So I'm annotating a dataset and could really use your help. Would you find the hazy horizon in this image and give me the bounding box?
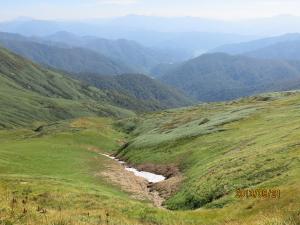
[1,0,300,21]
[1,13,300,22]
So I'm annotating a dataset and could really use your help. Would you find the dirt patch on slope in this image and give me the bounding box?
[87,145,165,207]
[150,175,183,199]
[98,159,164,207]
[89,146,182,208]
[130,163,183,203]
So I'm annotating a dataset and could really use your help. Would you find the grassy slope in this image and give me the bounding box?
[0,47,135,128]
[117,91,300,223]
[0,118,144,225]
[0,117,230,225]
[0,92,300,224]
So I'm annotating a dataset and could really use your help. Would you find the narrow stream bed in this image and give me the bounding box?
[101,154,166,183]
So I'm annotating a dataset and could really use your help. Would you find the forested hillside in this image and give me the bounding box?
[160,53,300,101]
[74,73,193,110]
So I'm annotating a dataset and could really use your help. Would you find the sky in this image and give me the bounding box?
[1,0,300,21]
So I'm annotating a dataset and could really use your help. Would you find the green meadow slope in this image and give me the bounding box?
[116,91,300,222]
[0,118,159,225]
[0,92,300,224]
[0,117,234,225]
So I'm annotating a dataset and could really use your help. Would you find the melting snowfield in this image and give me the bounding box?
[101,154,166,183]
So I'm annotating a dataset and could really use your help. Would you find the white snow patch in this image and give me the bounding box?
[100,153,165,183]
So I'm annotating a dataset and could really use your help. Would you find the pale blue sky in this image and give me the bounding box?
[1,0,299,21]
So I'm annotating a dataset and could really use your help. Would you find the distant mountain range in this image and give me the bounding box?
[4,15,300,58]
[211,32,300,62]
[159,53,300,102]
[245,40,300,61]
[0,32,133,75]
[3,15,300,36]
[43,31,187,74]
[0,17,258,57]
[211,33,300,55]
[0,31,189,75]
[0,46,193,128]
[3,28,300,105]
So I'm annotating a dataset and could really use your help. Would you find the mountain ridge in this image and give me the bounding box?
[211,33,300,55]
[0,32,134,75]
[73,73,194,110]
[159,53,300,102]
